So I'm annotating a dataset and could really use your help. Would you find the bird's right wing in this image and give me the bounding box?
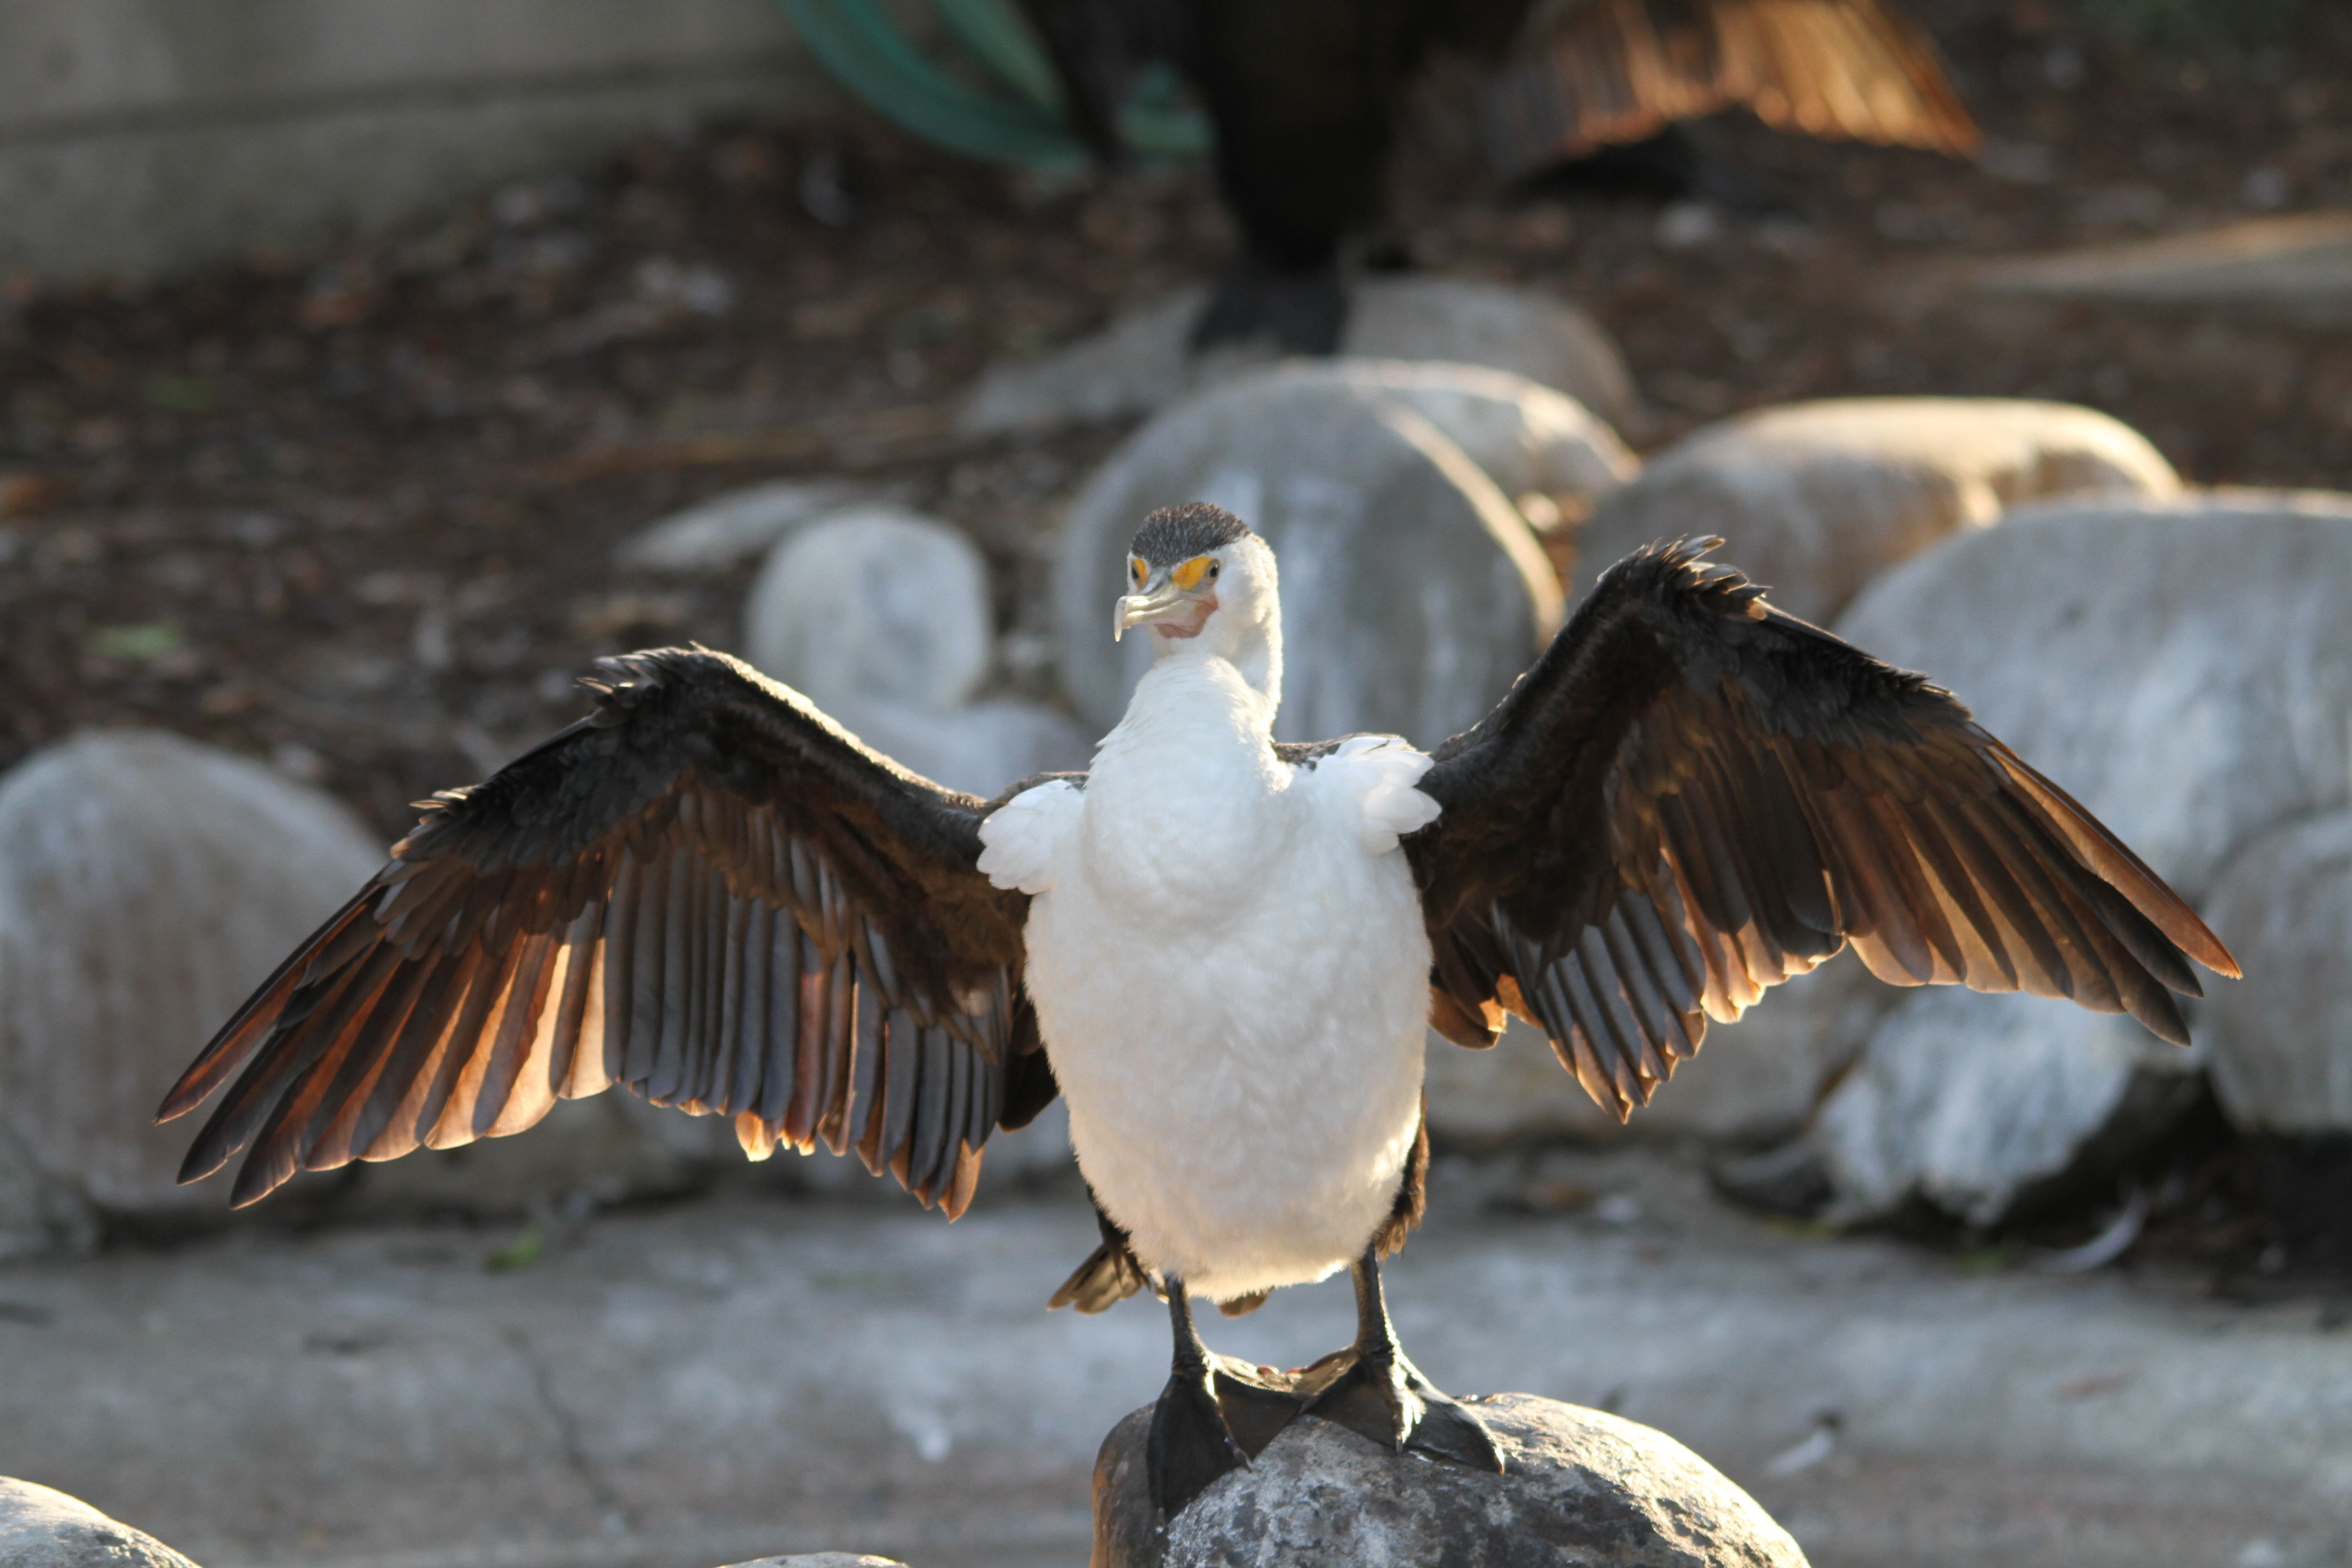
[1481,0,1980,180]
[157,647,1058,1216]
[1404,542,2235,1122]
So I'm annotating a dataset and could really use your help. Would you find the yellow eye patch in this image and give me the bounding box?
[1171,555,1215,592]
[1129,557,1147,588]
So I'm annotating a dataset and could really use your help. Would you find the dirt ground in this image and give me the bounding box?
[2,1,2349,1271]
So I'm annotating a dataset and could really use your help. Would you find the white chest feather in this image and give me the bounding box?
[977,660,1441,1303]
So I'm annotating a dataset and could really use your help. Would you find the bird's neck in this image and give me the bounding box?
[1147,611,1282,716]
[1107,656,1278,760]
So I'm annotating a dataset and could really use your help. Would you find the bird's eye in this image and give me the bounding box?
[1172,556,1214,592]
[1130,558,1146,588]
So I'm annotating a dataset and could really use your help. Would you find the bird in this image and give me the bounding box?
[1014,0,1980,351]
[157,506,2234,1523]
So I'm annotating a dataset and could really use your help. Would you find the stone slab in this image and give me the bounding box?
[1959,213,2352,324]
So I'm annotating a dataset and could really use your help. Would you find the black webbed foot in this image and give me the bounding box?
[1301,1245,1504,1473]
[1147,1280,1306,1519]
[1190,260,1348,355]
[1302,1342,1504,1470]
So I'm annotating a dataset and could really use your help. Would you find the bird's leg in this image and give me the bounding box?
[1302,1245,1504,1472]
[1145,1276,1305,1520]
[1189,257,1348,356]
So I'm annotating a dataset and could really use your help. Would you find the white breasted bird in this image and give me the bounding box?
[160,503,2236,1520]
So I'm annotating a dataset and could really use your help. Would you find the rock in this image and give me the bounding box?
[744,505,1092,797]
[1814,990,2204,1227]
[1254,358,1637,504]
[617,479,866,573]
[962,275,1637,436]
[2202,809,2352,1133]
[0,1477,202,1568]
[1779,491,2352,1223]
[0,732,381,1230]
[1093,1394,1807,1568]
[1054,366,1563,745]
[1961,212,2352,325]
[1572,398,2178,626]
[746,505,993,711]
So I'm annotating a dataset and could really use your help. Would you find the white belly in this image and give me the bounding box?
[1023,823,1431,1304]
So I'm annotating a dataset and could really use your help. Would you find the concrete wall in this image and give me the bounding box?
[0,1,834,283]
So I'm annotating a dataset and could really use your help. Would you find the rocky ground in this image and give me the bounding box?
[4,1151,2349,1568]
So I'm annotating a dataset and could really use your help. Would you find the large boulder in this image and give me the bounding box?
[1093,1395,1807,1568]
[0,732,381,1240]
[963,276,1637,437]
[1779,492,2352,1223]
[745,505,1091,797]
[2202,809,2352,1133]
[1054,364,1564,746]
[1571,399,2179,626]
[0,1477,202,1568]
[616,479,868,573]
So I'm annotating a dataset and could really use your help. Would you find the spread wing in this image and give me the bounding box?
[1481,0,1979,181]
[157,647,1058,1216]
[1405,541,2238,1122]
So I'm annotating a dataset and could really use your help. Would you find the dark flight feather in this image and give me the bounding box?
[1406,540,2238,1123]
[158,648,1049,1217]
[1483,0,1977,181]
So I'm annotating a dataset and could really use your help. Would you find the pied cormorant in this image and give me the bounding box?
[159,503,2235,1521]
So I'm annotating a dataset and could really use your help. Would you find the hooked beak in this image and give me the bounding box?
[1114,580,1197,641]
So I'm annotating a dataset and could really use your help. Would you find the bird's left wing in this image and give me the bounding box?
[158,647,1053,1215]
[1405,541,2237,1121]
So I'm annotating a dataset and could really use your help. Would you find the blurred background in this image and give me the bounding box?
[1,1,2350,1566]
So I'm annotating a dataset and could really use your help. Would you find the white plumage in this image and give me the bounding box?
[979,529,1441,1303]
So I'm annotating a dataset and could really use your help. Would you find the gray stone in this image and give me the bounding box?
[0,1477,201,1568]
[1054,368,1563,746]
[747,505,994,712]
[0,731,381,1227]
[744,505,1092,797]
[2202,809,2352,1133]
[1784,491,2352,1223]
[1573,398,2178,626]
[1813,990,2203,1227]
[962,276,1637,436]
[1093,1395,1808,1568]
[1249,358,1637,505]
[1963,212,2352,324]
[617,480,867,573]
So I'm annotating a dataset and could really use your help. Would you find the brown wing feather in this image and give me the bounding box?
[157,647,1047,1216]
[1481,0,1978,181]
[1406,541,2237,1124]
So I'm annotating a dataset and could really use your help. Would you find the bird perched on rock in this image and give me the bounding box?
[160,506,2231,1523]
[1017,0,1978,350]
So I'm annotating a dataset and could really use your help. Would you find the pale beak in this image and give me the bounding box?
[1114,580,1194,640]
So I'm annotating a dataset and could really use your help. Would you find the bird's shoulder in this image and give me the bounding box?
[1282,733,1441,854]
[975,772,1089,894]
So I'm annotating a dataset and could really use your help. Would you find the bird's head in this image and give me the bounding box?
[1113,502,1283,709]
